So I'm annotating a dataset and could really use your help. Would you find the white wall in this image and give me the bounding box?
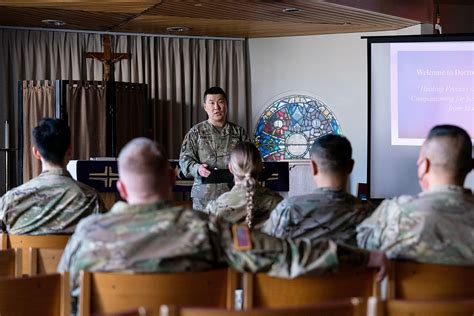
[248,25,428,194]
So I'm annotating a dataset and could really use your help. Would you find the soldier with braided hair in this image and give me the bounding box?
[206,141,283,229]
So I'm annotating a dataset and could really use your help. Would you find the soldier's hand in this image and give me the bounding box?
[198,164,211,177]
[367,250,388,282]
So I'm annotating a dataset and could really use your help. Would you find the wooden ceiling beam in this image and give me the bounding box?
[323,0,433,23]
[0,0,420,38]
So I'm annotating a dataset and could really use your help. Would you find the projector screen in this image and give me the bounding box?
[368,35,474,199]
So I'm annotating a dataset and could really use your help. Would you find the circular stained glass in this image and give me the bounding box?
[254,95,342,161]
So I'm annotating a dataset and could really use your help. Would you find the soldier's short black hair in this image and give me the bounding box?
[310,134,352,174]
[426,124,473,178]
[32,118,71,165]
[203,86,227,103]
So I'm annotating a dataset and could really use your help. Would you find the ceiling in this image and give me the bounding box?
[0,0,426,38]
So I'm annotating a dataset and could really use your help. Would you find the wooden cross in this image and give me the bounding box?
[85,35,129,81]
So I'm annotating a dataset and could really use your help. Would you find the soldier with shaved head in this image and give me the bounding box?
[357,125,474,264]
[59,137,388,312]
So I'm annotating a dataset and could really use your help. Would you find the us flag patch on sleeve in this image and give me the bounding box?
[232,224,252,251]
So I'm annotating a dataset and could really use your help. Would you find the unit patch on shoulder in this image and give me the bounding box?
[232,224,252,251]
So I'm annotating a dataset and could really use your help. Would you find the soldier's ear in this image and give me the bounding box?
[347,159,355,174]
[310,160,318,176]
[32,146,41,161]
[117,180,128,201]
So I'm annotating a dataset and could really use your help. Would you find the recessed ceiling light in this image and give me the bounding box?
[41,19,66,26]
[282,8,302,13]
[166,26,191,32]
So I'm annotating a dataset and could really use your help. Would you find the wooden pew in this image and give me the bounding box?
[0,234,70,275]
[0,248,22,277]
[243,267,379,309]
[368,297,474,316]
[0,272,70,316]
[160,298,365,316]
[388,260,474,299]
[79,268,237,316]
[94,307,147,316]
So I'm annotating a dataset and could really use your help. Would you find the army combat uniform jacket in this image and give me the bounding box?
[0,168,105,235]
[205,183,283,229]
[179,121,248,211]
[357,185,474,265]
[58,201,370,299]
[262,188,374,246]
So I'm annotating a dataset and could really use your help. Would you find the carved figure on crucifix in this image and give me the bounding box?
[85,35,129,81]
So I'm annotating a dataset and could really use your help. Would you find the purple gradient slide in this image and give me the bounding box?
[390,43,474,145]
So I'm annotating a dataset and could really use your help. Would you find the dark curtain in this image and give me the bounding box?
[21,80,56,182]
[115,82,148,154]
[68,81,107,160]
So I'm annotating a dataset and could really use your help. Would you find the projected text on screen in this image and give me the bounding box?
[390,42,474,145]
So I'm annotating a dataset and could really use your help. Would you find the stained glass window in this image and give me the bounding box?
[254,95,342,161]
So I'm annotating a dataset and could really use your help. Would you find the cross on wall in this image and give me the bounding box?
[85,35,129,81]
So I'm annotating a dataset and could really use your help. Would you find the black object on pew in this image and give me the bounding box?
[68,160,289,192]
[201,169,234,184]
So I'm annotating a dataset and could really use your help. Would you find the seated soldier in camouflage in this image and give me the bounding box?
[58,137,388,308]
[205,141,283,229]
[0,118,105,235]
[262,135,374,246]
[357,125,474,265]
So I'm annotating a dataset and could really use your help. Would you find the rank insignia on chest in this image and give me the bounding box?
[232,224,252,251]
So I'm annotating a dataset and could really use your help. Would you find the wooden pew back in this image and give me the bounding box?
[0,248,22,277]
[368,297,474,316]
[388,261,474,299]
[1,234,70,275]
[161,298,365,316]
[243,267,379,309]
[0,273,70,316]
[79,269,237,316]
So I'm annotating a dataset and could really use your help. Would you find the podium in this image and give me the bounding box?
[67,160,289,209]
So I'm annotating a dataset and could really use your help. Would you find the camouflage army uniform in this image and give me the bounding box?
[205,183,283,229]
[357,185,474,265]
[58,200,370,301]
[179,121,248,211]
[0,168,105,235]
[262,188,374,246]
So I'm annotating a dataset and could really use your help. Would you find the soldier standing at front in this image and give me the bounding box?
[179,87,248,211]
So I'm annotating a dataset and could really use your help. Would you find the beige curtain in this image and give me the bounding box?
[0,28,248,190]
[68,81,107,160]
[21,80,56,182]
[113,37,249,157]
[115,82,148,154]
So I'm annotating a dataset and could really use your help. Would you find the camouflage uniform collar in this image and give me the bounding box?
[110,200,172,214]
[205,120,230,135]
[424,184,471,195]
[40,168,72,177]
[316,187,346,193]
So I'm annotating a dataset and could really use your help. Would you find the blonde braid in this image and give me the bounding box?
[229,141,263,229]
[244,172,257,228]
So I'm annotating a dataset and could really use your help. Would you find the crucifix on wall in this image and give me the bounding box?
[86,35,138,157]
[86,35,129,81]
